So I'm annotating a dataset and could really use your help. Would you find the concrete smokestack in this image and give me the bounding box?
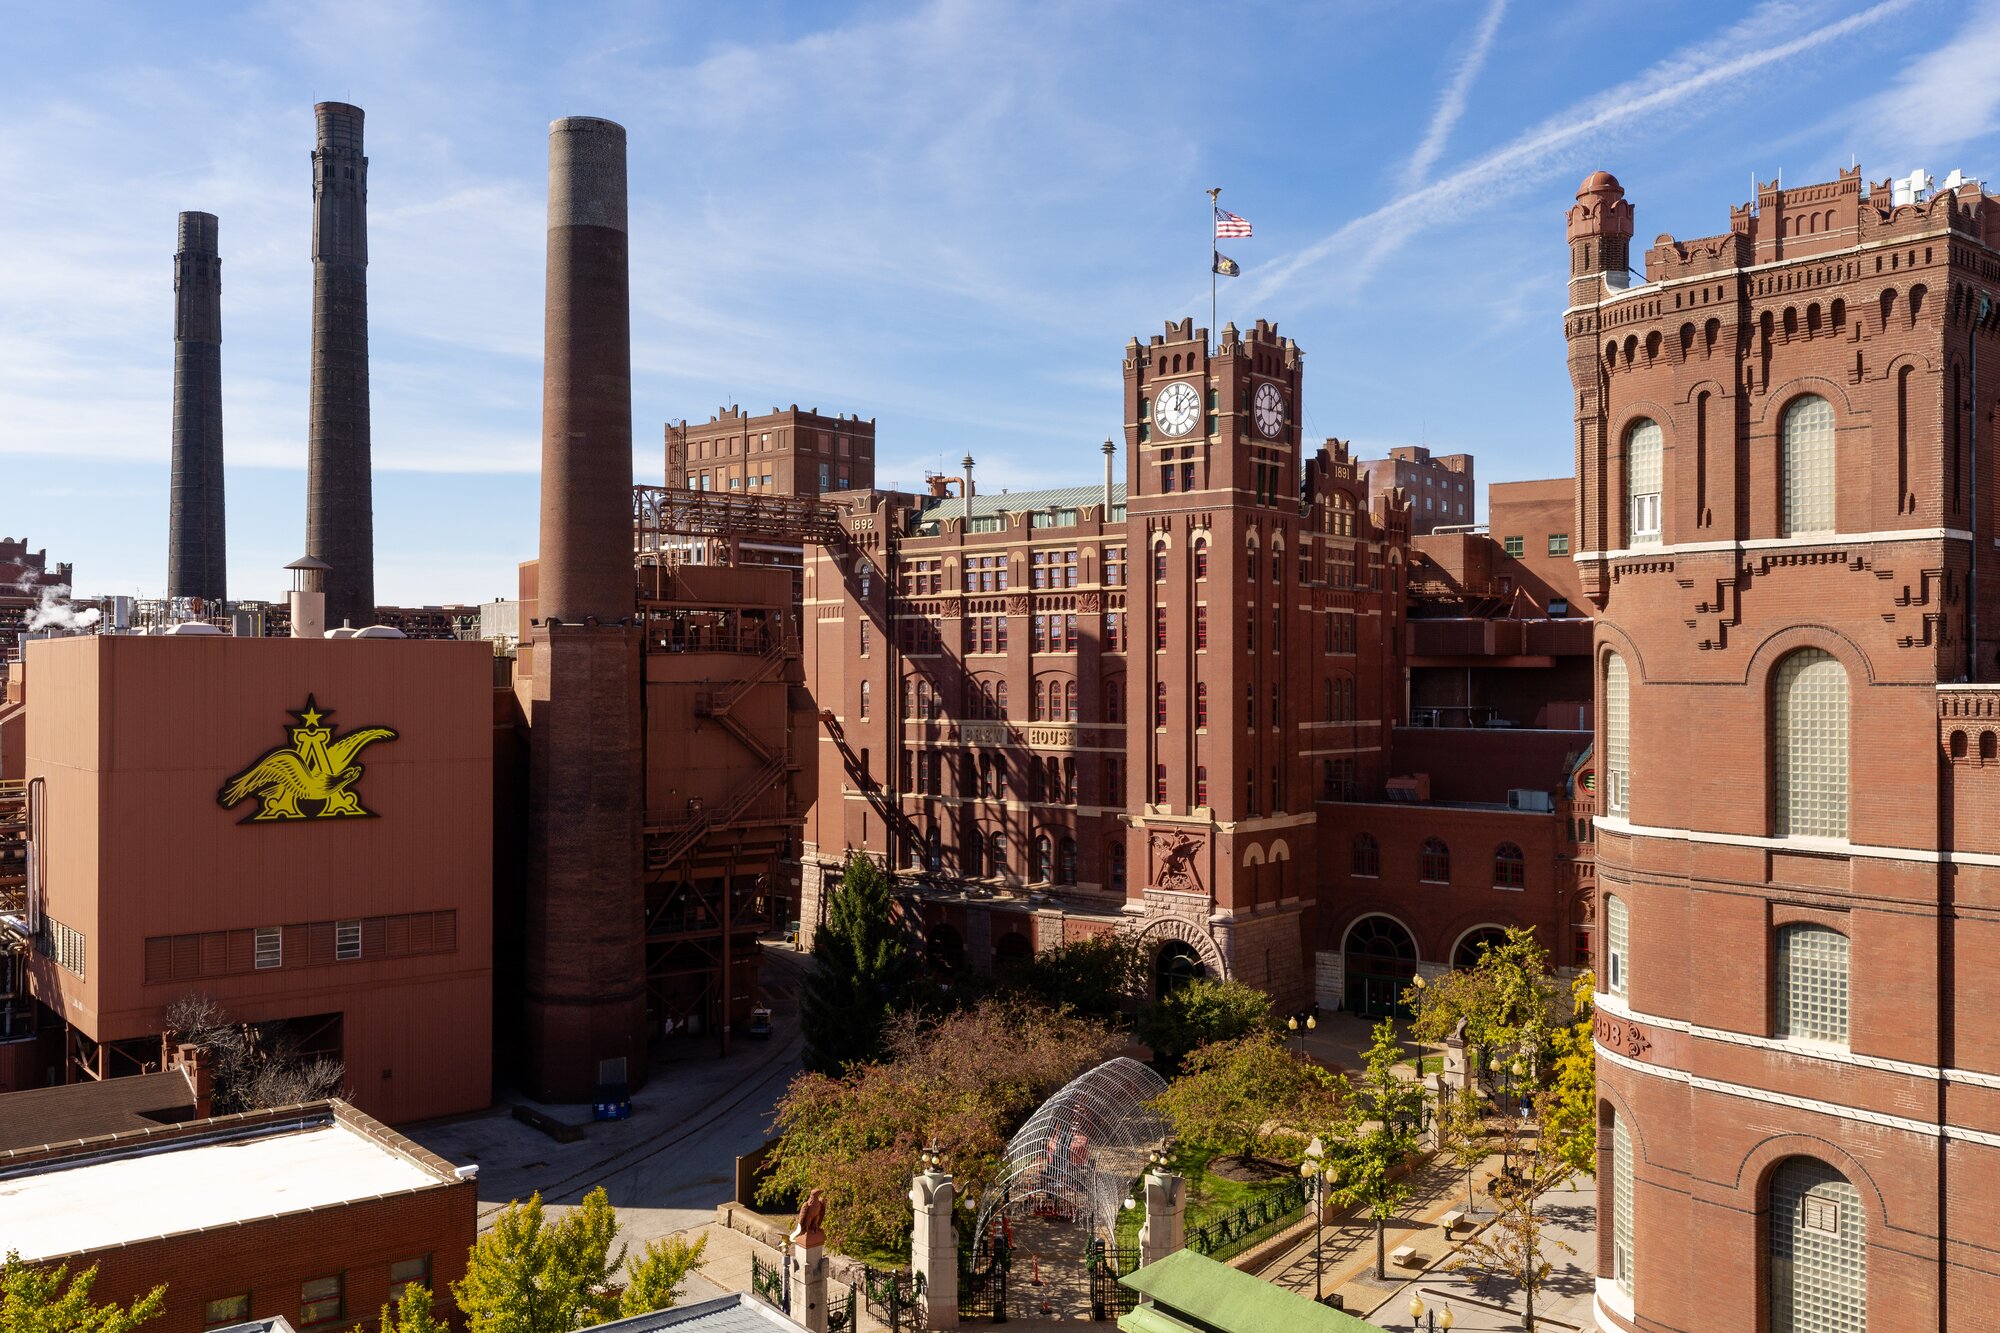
[538,117,634,622]
[168,211,226,603]
[522,116,646,1102]
[307,102,374,630]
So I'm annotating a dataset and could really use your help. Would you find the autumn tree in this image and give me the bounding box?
[1537,972,1598,1176]
[1135,977,1272,1071]
[1010,933,1143,1021]
[454,1188,624,1333]
[378,1285,450,1333]
[1405,926,1563,1060]
[1448,1138,1577,1331]
[800,854,917,1074]
[1325,1020,1425,1280]
[761,997,1116,1259]
[0,1254,163,1333]
[619,1234,708,1317]
[1149,1031,1343,1167]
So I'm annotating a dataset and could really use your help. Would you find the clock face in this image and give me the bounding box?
[1154,381,1201,437]
[1253,383,1286,438]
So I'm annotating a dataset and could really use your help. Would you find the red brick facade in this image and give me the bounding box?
[1577,166,2000,1331]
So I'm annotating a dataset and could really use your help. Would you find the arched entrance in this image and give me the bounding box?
[993,931,1034,976]
[1452,926,1509,969]
[1154,940,1206,997]
[1343,915,1417,1017]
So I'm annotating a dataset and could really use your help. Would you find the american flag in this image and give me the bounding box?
[1214,207,1253,239]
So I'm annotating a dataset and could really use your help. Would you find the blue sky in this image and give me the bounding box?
[4,0,1999,605]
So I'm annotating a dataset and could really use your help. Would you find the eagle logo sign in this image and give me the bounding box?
[218,696,398,822]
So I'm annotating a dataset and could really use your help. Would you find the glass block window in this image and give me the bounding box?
[1774,649,1848,838]
[1770,1158,1865,1333]
[1777,924,1849,1045]
[1627,418,1663,544]
[1606,893,1629,995]
[1782,395,1836,536]
[1612,1113,1636,1299]
[1605,653,1631,818]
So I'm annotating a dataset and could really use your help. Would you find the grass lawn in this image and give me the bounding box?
[1111,1145,1298,1249]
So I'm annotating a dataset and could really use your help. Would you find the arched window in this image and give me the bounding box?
[1776,924,1849,1045]
[858,679,871,720]
[1605,893,1629,995]
[1192,539,1209,580]
[1064,679,1079,721]
[989,830,1008,875]
[1605,653,1631,818]
[1774,648,1848,838]
[1627,419,1663,545]
[1769,1158,1865,1332]
[994,679,1008,719]
[1033,834,1053,883]
[1104,677,1123,724]
[1610,1110,1636,1299]
[1420,838,1451,884]
[1453,927,1507,968]
[1492,843,1526,889]
[1323,679,1334,722]
[1352,833,1380,877]
[1782,395,1836,536]
[962,834,982,878]
[925,824,942,872]
[1153,544,1169,581]
[1332,492,1355,537]
[1108,840,1126,890]
[1057,837,1077,884]
[1155,680,1168,728]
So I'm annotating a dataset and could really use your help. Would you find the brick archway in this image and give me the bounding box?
[1133,913,1228,988]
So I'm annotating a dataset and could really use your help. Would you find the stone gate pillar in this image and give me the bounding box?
[789,1189,829,1333]
[1138,1167,1186,1267]
[910,1163,959,1329]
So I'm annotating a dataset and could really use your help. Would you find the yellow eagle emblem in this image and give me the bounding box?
[218,696,398,822]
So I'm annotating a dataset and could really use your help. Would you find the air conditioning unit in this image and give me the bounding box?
[1507,788,1554,812]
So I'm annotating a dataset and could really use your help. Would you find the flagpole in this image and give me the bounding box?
[1207,187,1221,347]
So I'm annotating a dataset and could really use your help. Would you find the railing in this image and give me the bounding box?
[860,1266,926,1332]
[750,1252,788,1314]
[634,485,851,548]
[1185,1176,1309,1263]
[0,779,26,916]
[643,754,790,873]
[959,1240,1009,1323]
[1085,1239,1137,1321]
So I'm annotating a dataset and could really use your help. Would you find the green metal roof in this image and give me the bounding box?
[1117,1250,1388,1333]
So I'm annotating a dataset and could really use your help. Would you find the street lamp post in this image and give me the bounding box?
[1287,1011,1317,1060]
[1407,1294,1454,1330]
[1300,1136,1338,1305]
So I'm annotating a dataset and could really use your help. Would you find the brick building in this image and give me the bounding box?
[1361,445,1475,534]
[1574,166,2000,1331]
[800,318,1416,1007]
[0,1100,474,1333]
[0,538,73,655]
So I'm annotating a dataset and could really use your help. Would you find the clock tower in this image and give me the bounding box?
[1121,318,1314,1003]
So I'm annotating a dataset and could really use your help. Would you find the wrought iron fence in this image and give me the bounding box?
[1085,1239,1140,1322]
[861,1264,927,1332]
[1186,1175,1310,1263]
[958,1240,1009,1322]
[750,1251,788,1314]
[828,1285,859,1332]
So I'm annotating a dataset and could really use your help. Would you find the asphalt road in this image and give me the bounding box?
[408,941,808,1249]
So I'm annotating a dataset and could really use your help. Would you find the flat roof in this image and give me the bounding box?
[0,1118,444,1262]
[0,1069,196,1153]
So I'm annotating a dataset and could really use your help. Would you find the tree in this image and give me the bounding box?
[378,1285,450,1333]
[1325,1020,1425,1280]
[1448,1138,1577,1331]
[1435,1083,1491,1217]
[1010,934,1143,1021]
[801,855,916,1074]
[1135,978,1271,1071]
[761,997,1116,1260]
[1538,972,1597,1177]
[1149,1032,1343,1167]
[619,1234,707,1317]
[1404,926,1562,1060]
[165,992,346,1112]
[1,1254,163,1333]
[454,1188,624,1333]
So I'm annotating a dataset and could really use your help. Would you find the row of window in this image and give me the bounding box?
[35,917,85,977]
[1500,533,1572,558]
[1620,394,1835,546]
[142,913,460,984]
[1347,835,1526,888]
[899,750,1104,807]
[904,827,1106,887]
[202,1259,430,1331]
[1603,645,1847,838]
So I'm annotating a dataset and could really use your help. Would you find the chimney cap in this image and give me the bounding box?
[286,555,333,571]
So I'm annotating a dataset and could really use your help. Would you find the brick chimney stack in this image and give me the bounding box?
[168,211,226,604]
[307,102,375,631]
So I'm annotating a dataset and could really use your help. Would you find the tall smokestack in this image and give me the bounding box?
[307,102,374,630]
[522,116,646,1102]
[168,211,226,603]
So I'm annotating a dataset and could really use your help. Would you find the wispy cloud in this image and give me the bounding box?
[1255,0,1920,306]
[1849,0,2000,164]
[1402,0,1509,185]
